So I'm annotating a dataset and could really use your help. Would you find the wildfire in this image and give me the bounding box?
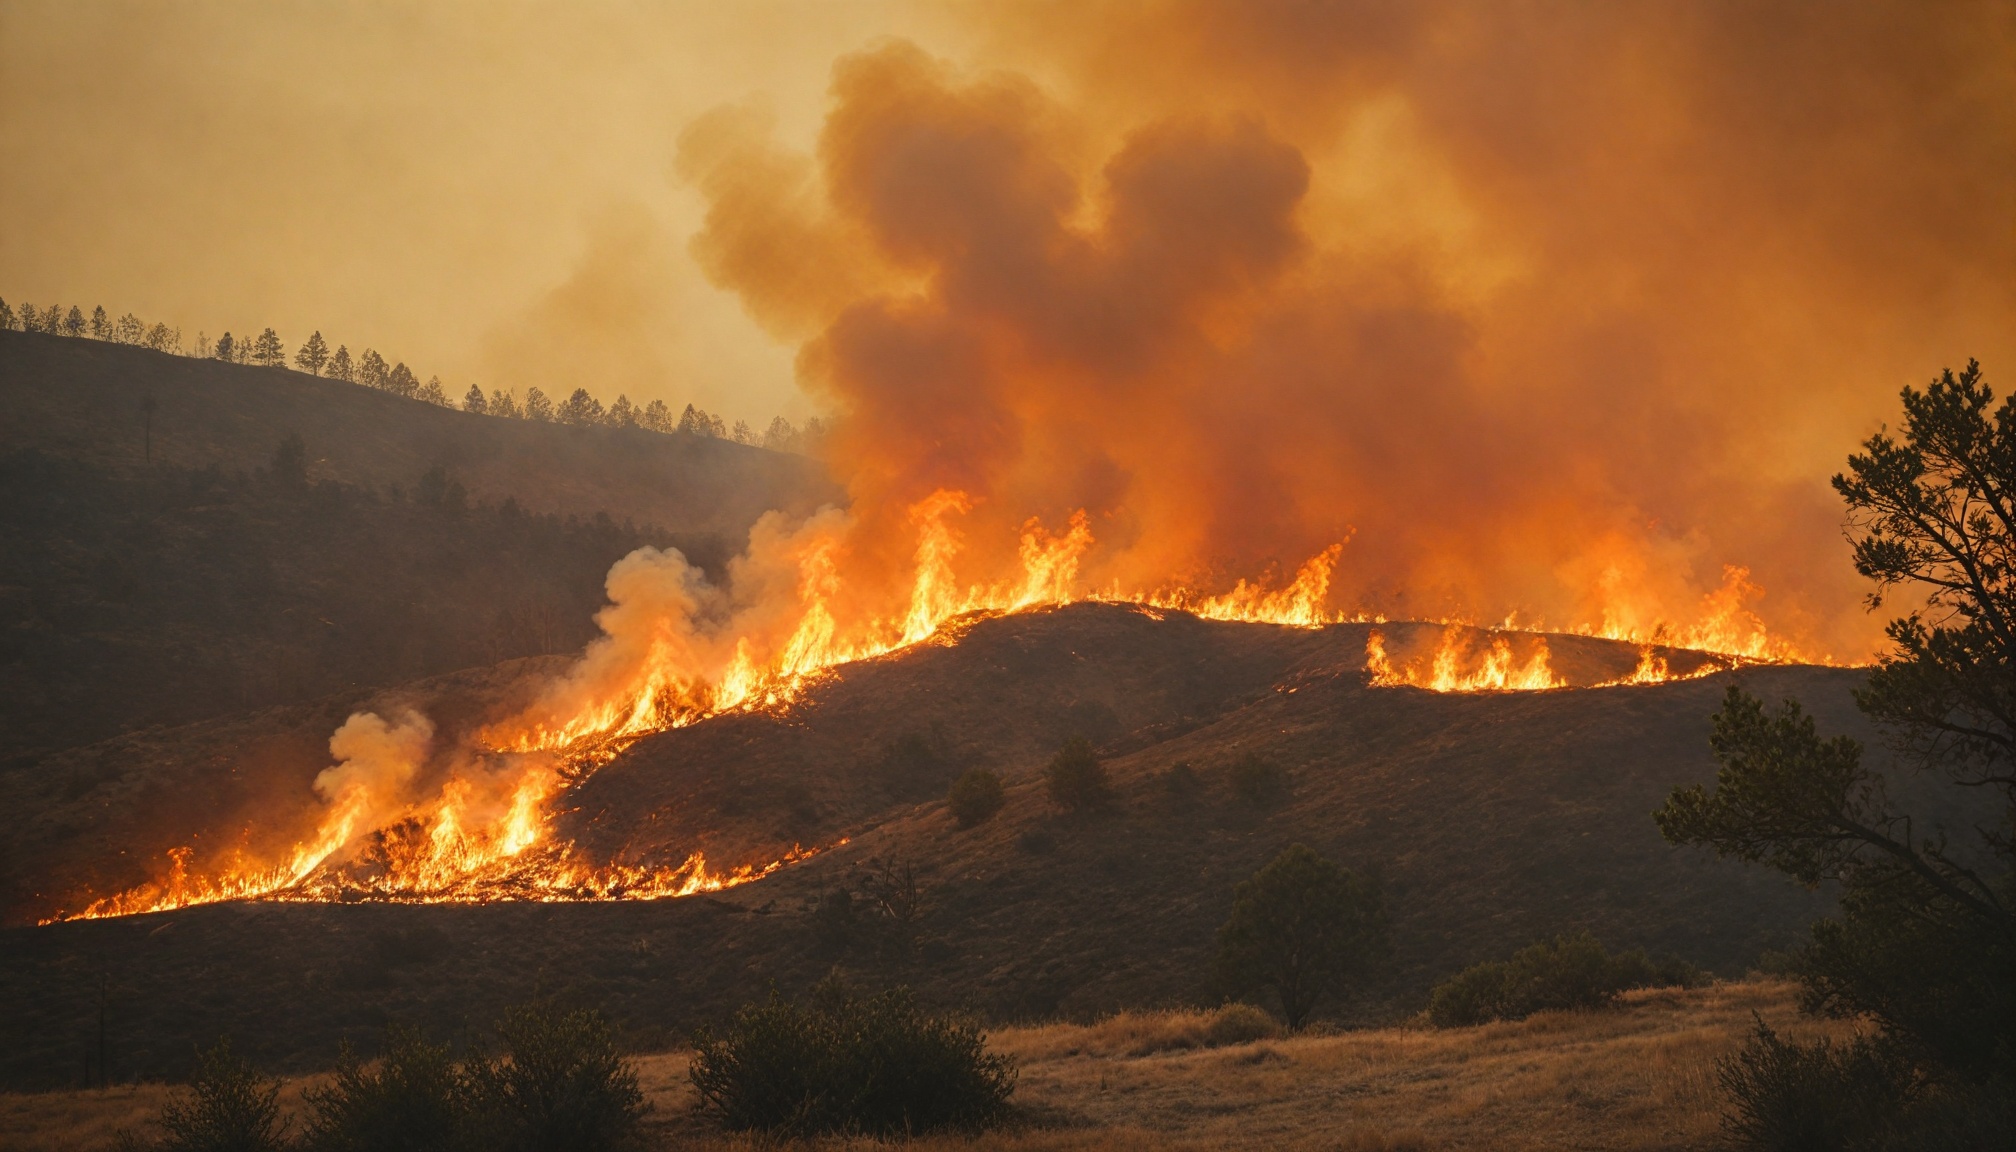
[44,490,1814,924]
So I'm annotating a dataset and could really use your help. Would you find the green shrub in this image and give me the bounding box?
[1202,1003,1284,1047]
[1227,755,1288,806]
[466,1004,644,1152]
[1211,844,1388,1030]
[1718,1019,1917,1151]
[304,1027,469,1152]
[947,767,1005,828]
[124,1037,288,1152]
[690,978,1016,1136]
[1044,737,1113,812]
[1426,932,1700,1027]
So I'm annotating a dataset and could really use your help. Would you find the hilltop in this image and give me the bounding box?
[6,605,1990,1090]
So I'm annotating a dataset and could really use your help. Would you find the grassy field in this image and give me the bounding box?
[2,980,1850,1151]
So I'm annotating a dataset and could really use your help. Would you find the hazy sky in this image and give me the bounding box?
[4,1,2012,655]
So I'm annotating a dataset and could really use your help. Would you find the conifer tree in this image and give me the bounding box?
[731,419,754,445]
[677,403,703,435]
[418,375,449,406]
[214,332,236,361]
[0,298,14,330]
[607,394,638,428]
[251,328,285,367]
[386,362,418,397]
[463,383,488,414]
[41,305,62,333]
[358,349,389,390]
[90,305,108,339]
[762,416,796,452]
[17,303,38,332]
[641,399,672,433]
[489,388,520,419]
[295,331,329,375]
[116,313,144,344]
[145,323,178,352]
[558,387,605,425]
[524,386,554,422]
[328,345,354,382]
[63,306,85,337]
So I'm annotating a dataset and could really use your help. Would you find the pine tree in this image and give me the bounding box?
[558,388,605,425]
[762,416,796,452]
[145,323,178,352]
[214,332,236,361]
[63,306,85,337]
[251,328,285,367]
[17,303,38,333]
[90,305,108,339]
[358,349,389,390]
[41,305,62,333]
[731,419,755,445]
[524,386,554,422]
[386,362,418,397]
[328,346,353,382]
[677,403,703,435]
[489,388,520,419]
[0,298,14,331]
[419,375,449,406]
[607,395,638,428]
[463,383,488,414]
[295,331,329,375]
[116,313,144,344]
[641,399,672,432]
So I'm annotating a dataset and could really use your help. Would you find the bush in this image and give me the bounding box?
[1044,737,1114,812]
[1160,761,1201,809]
[1718,1019,1917,1151]
[304,1027,469,1152]
[947,768,1005,828]
[124,1037,288,1152]
[1425,932,1700,1027]
[466,1004,644,1152]
[1228,755,1288,806]
[1211,844,1388,1030]
[690,978,1016,1137]
[1202,1003,1284,1047]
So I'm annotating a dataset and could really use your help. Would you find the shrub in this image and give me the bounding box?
[947,768,1005,828]
[1211,844,1388,1030]
[1203,1003,1284,1047]
[1425,932,1700,1027]
[690,978,1016,1137]
[124,1037,288,1152]
[1044,737,1114,812]
[1228,755,1288,806]
[1160,761,1201,809]
[466,1003,644,1152]
[304,1026,469,1152]
[1718,1019,1917,1151]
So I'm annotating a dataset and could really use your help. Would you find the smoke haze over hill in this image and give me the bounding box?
[4,1,2011,652]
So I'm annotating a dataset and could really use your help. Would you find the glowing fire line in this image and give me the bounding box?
[44,491,1819,924]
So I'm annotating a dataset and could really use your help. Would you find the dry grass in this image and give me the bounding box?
[1,981,1851,1151]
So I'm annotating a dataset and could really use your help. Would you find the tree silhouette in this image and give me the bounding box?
[17,302,38,332]
[41,305,62,333]
[144,323,178,352]
[640,399,672,433]
[524,386,554,422]
[250,328,285,367]
[115,313,144,344]
[606,395,638,428]
[558,388,605,425]
[295,331,329,375]
[1211,844,1388,1030]
[488,388,520,419]
[762,417,796,452]
[214,332,236,361]
[327,345,353,381]
[63,306,85,337]
[463,384,488,414]
[90,305,108,339]
[0,298,14,330]
[730,419,755,445]
[385,362,417,397]
[418,375,449,406]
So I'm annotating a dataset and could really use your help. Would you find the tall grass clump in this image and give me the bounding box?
[689,977,1016,1136]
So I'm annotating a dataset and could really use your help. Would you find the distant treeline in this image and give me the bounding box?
[0,295,826,454]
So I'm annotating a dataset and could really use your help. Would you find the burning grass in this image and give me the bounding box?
[1,981,1852,1151]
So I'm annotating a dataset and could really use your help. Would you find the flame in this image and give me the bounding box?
[45,492,1821,924]
[1365,626,1565,692]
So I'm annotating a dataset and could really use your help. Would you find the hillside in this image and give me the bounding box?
[0,331,837,761]
[0,331,838,532]
[5,605,1991,1090]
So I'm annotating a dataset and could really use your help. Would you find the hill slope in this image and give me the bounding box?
[6,606,1990,1090]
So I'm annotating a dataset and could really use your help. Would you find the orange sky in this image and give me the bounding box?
[3,1,2011,655]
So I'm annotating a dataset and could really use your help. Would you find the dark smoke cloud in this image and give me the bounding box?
[680,2,2016,656]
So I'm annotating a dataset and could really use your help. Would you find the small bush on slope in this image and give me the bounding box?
[689,977,1016,1136]
[119,1038,288,1152]
[303,1027,470,1152]
[1426,932,1703,1027]
[948,767,1005,828]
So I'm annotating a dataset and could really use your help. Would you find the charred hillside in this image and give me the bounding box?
[6,605,1991,1091]
[0,332,837,762]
